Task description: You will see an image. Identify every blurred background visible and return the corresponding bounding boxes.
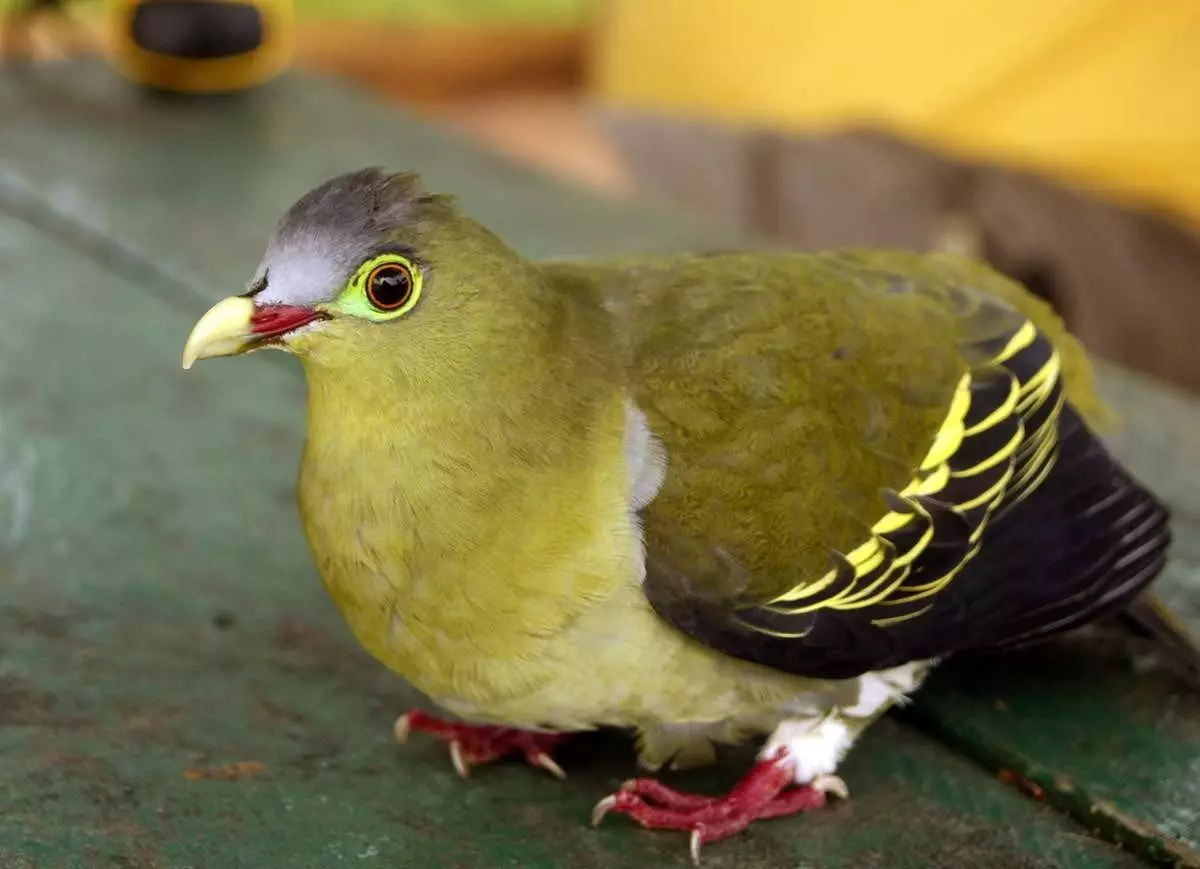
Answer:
[7,0,1200,392]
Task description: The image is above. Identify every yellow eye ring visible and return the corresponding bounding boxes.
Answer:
[365,262,416,312]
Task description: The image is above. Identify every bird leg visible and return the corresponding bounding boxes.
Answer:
[592,748,848,864]
[394,709,571,779]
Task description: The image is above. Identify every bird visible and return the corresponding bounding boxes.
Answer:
[180,167,1192,862]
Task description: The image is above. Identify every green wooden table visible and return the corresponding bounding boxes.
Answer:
[0,61,1197,869]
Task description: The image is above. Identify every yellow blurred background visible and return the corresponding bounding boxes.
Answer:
[594,0,1200,231]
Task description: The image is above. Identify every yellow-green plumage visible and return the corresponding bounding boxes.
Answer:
[182,168,1182,817]
[294,239,1122,750]
[553,250,1108,596]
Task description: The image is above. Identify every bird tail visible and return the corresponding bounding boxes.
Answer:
[1118,591,1200,691]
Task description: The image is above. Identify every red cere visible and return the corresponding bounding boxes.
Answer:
[250,304,320,337]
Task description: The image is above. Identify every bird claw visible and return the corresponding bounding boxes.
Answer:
[393,713,412,744]
[449,740,470,779]
[530,750,567,780]
[393,709,571,780]
[811,774,849,800]
[591,794,618,827]
[593,793,711,866]
[592,750,839,860]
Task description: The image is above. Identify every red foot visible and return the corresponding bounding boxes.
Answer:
[592,750,847,863]
[394,709,571,779]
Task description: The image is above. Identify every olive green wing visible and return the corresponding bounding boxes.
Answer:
[604,250,1171,680]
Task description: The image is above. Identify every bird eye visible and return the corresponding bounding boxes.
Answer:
[366,262,415,312]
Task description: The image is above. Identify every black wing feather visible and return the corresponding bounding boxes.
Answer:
[642,319,1172,680]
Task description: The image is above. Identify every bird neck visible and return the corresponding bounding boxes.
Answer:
[294,286,636,689]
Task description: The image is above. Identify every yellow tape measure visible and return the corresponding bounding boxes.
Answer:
[3,0,294,94]
[108,0,294,94]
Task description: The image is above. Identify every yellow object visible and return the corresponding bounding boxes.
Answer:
[108,0,294,93]
[591,0,1200,227]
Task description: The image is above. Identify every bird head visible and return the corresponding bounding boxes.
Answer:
[181,167,539,382]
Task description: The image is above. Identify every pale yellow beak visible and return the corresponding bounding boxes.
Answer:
[181,295,256,370]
